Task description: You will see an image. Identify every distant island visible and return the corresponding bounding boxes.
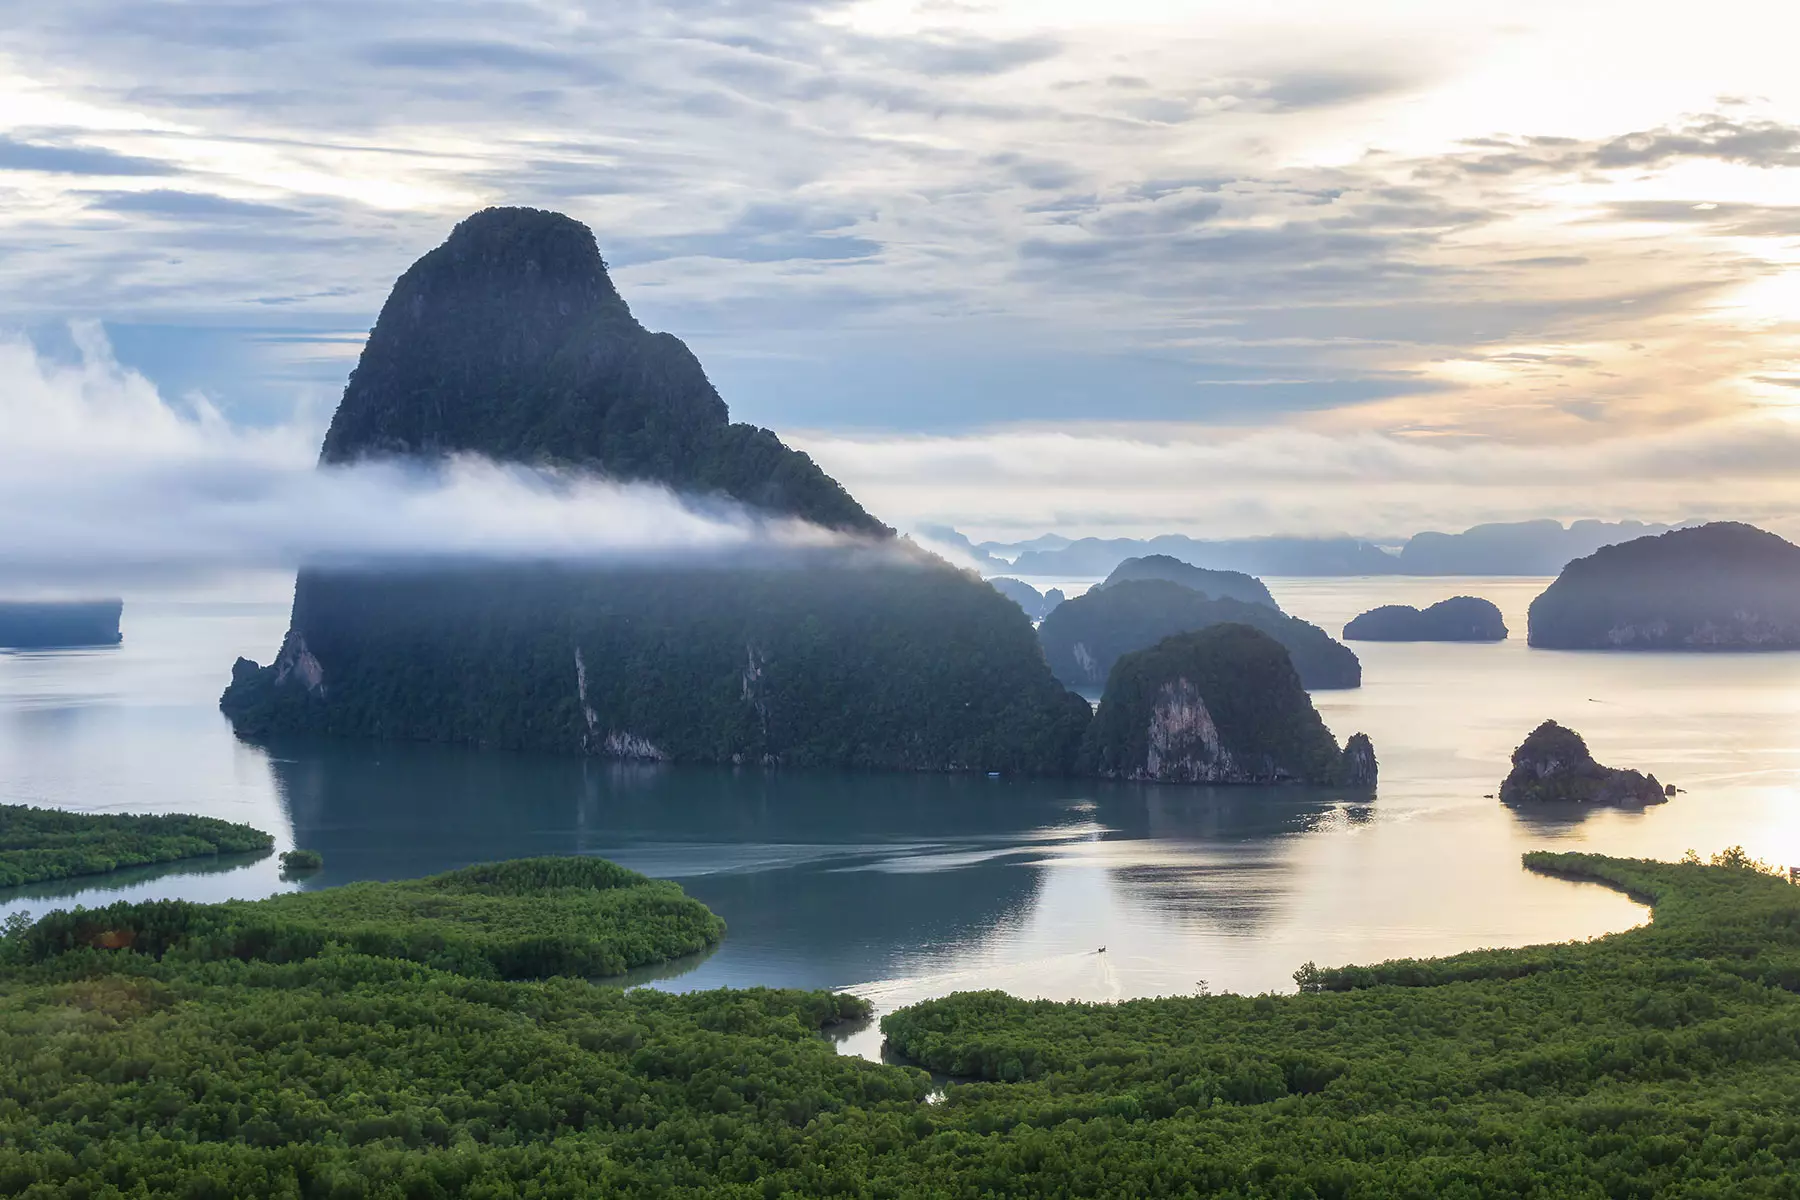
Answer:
[222,208,1092,775]
[1499,721,1668,807]
[1397,519,1679,575]
[1038,578,1361,692]
[1002,534,1399,578]
[1343,597,1507,642]
[987,577,1065,622]
[0,600,122,649]
[1096,555,1277,609]
[1528,522,1800,650]
[1081,624,1376,785]
[0,804,273,889]
[950,518,1692,579]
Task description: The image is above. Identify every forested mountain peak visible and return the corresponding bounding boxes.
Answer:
[319,206,885,535]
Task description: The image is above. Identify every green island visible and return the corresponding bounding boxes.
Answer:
[2,850,1800,1195]
[0,804,274,889]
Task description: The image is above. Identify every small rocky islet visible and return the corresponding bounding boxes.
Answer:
[1498,720,1669,807]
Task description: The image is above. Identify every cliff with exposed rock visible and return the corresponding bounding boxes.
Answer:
[1080,624,1376,786]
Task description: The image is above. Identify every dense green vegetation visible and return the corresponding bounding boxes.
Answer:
[0,805,272,889]
[1039,579,1361,692]
[279,849,324,874]
[1081,624,1375,785]
[318,206,882,535]
[1342,596,1507,642]
[3,852,1799,1196]
[224,556,1094,774]
[1529,521,1800,649]
[16,857,723,981]
[1097,554,1278,609]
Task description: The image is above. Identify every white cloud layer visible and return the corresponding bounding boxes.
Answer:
[0,327,844,590]
[1,1,1800,536]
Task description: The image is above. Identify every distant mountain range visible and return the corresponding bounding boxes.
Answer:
[936,519,1690,578]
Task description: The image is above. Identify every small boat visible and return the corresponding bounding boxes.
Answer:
[1096,946,1107,954]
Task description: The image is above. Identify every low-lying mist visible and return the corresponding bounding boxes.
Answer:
[0,325,863,592]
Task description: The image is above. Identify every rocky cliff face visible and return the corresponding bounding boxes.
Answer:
[1528,523,1800,650]
[1080,624,1376,786]
[1343,597,1507,642]
[1498,721,1667,807]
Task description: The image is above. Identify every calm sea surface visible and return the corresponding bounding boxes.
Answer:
[5,577,1799,1058]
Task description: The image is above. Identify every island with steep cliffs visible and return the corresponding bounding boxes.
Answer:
[1095,555,1278,609]
[1343,597,1507,642]
[1080,624,1376,785]
[1528,522,1800,650]
[222,208,1092,774]
[1498,720,1667,807]
[1038,578,1360,692]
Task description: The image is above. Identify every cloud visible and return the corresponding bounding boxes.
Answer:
[1261,68,1411,112]
[0,136,175,177]
[869,33,1062,77]
[0,325,848,589]
[83,190,306,220]
[794,416,1800,543]
[1438,114,1800,178]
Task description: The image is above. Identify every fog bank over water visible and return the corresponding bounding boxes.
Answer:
[0,326,851,590]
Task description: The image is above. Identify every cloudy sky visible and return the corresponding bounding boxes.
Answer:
[5,0,1800,541]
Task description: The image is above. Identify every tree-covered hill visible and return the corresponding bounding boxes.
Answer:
[1342,595,1507,642]
[4,852,1800,1195]
[226,554,1093,774]
[1528,521,1800,649]
[1096,555,1278,609]
[1038,578,1361,692]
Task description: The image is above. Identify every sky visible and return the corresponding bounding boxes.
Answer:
[3,0,1800,542]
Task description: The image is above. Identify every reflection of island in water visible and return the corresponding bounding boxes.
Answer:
[1096,786,1374,935]
[265,735,1367,995]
